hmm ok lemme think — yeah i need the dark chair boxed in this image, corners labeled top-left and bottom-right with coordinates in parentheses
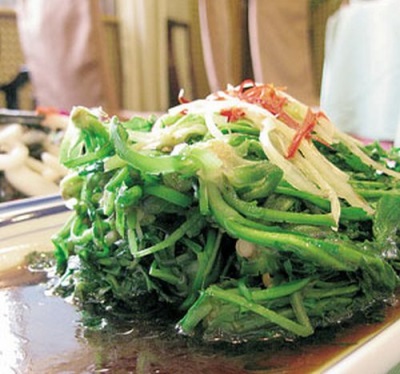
top-left (0, 8), bottom-right (33, 109)
top-left (0, 66), bottom-right (30, 109)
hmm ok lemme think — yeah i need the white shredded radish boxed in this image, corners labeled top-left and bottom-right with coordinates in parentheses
top-left (41, 168), bottom-right (61, 182)
top-left (259, 118), bottom-right (321, 195)
top-left (290, 148), bottom-right (342, 224)
top-left (314, 114), bottom-right (335, 144)
top-left (0, 116), bottom-right (66, 198)
top-left (5, 165), bottom-right (59, 196)
top-left (26, 156), bottom-right (62, 183)
top-left (0, 123), bottom-right (23, 142)
top-left (298, 139), bottom-right (374, 214)
top-left (0, 143), bottom-right (29, 170)
top-left (26, 156), bottom-right (46, 173)
top-left (204, 111), bottom-right (224, 140)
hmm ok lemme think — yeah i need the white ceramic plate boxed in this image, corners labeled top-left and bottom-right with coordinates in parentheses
top-left (0, 196), bottom-right (400, 373)
top-left (0, 194), bottom-right (70, 272)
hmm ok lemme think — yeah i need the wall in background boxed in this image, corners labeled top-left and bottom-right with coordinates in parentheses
top-left (0, 0), bottom-right (208, 112)
top-left (116, 0), bottom-right (209, 112)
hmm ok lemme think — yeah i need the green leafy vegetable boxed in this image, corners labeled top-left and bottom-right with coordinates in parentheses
top-left (52, 82), bottom-right (400, 343)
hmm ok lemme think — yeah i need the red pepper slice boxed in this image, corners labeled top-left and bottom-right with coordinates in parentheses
top-left (178, 89), bottom-right (190, 104)
top-left (286, 108), bottom-right (317, 159)
top-left (259, 85), bottom-right (288, 115)
top-left (214, 81), bottom-right (332, 154)
top-left (220, 107), bottom-right (245, 122)
top-left (237, 82), bottom-right (288, 116)
top-left (237, 79), bottom-right (256, 93)
top-left (276, 111), bottom-right (300, 130)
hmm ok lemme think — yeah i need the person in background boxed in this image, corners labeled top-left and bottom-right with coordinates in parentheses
top-left (16, 0), bottom-right (119, 115)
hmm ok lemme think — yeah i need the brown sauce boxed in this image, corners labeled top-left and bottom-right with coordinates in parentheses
top-left (1, 265), bottom-right (400, 374)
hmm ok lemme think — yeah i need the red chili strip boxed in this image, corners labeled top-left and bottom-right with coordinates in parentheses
top-left (286, 108), bottom-right (317, 159)
top-left (216, 81), bottom-right (331, 154)
top-left (237, 79), bottom-right (256, 94)
top-left (220, 107), bottom-right (245, 122)
top-left (178, 89), bottom-right (190, 104)
top-left (241, 83), bottom-right (288, 116)
top-left (276, 111), bottom-right (300, 130)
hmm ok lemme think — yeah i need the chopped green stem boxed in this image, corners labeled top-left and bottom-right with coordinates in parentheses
top-left (355, 189), bottom-right (400, 198)
top-left (207, 183), bottom-right (298, 235)
top-left (275, 186), bottom-right (329, 207)
top-left (111, 118), bottom-right (182, 174)
top-left (238, 278), bottom-right (254, 301)
top-left (198, 179), bottom-right (210, 215)
top-left (223, 186), bottom-right (335, 227)
top-left (207, 183), bottom-right (353, 271)
top-left (219, 123), bottom-right (260, 136)
top-left (180, 229), bottom-right (222, 310)
top-left (149, 261), bottom-right (187, 288)
top-left (117, 185), bottom-right (143, 208)
top-left (115, 203), bottom-right (125, 236)
top-left (60, 107), bottom-right (113, 168)
top-left (305, 284), bottom-right (359, 299)
top-left (102, 190), bottom-right (116, 216)
top-left (70, 216), bottom-right (93, 244)
top-left (205, 285), bottom-right (313, 337)
top-left (144, 184), bottom-right (193, 207)
top-left (105, 166), bottom-right (130, 191)
top-left (180, 237), bottom-right (203, 254)
top-left (228, 213), bottom-right (398, 289)
top-left (134, 213), bottom-right (201, 258)
top-left (227, 218), bottom-right (353, 271)
top-left (127, 211), bottom-right (138, 255)
top-left (304, 297), bottom-right (354, 318)
top-left (290, 292), bottom-right (313, 334)
top-left (243, 278), bottom-right (311, 302)
top-left (275, 185), bottom-right (371, 221)
top-left (349, 180), bottom-right (394, 189)
top-left (177, 292), bottom-right (213, 334)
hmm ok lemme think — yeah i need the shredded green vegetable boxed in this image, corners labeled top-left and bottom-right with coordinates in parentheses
top-left (52, 82), bottom-right (400, 343)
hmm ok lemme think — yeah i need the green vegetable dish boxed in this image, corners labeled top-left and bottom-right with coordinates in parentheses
top-left (53, 81), bottom-right (400, 343)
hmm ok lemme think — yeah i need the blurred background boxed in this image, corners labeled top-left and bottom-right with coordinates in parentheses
top-left (0, 0), bottom-right (398, 143)
top-left (0, 0), bottom-right (342, 112)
